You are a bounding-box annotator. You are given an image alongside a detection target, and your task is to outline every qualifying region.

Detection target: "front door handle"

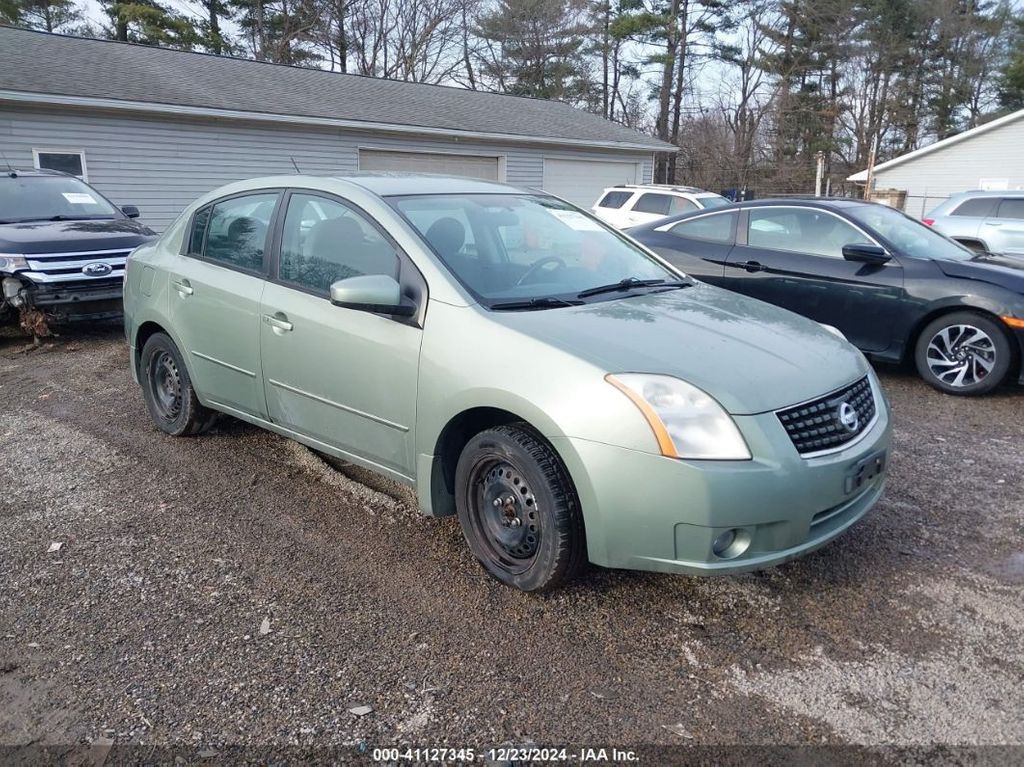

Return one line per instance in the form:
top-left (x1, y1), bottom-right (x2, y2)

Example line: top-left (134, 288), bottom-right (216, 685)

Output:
top-left (983, 221), bottom-right (1003, 227)
top-left (736, 260), bottom-right (764, 273)
top-left (263, 314), bottom-right (293, 333)
top-left (172, 279), bottom-right (193, 296)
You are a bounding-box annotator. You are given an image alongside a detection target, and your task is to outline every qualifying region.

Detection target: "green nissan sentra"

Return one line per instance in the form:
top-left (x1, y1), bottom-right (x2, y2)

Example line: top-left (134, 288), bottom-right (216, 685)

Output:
top-left (124, 174), bottom-right (891, 592)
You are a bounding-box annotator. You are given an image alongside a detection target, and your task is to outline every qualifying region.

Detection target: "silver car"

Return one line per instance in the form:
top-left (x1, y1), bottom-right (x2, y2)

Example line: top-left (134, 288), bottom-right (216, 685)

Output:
top-left (926, 190), bottom-right (1024, 257)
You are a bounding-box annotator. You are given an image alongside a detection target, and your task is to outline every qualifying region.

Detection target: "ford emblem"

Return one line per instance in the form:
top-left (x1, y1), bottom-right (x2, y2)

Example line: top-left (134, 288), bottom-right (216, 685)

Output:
top-left (82, 262), bottom-right (113, 277)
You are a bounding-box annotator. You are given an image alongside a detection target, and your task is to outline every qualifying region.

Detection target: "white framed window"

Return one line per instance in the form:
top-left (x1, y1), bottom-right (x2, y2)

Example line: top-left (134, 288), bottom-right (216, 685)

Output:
top-left (32, 149), bottom-right (88, 181)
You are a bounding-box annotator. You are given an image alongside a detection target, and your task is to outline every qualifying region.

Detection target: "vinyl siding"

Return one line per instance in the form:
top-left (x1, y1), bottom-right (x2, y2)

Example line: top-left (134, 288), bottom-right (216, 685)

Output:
top-left (871, 116), bottom-right (1024, 217)
top-left (0, 105), bottom-right (656, 231)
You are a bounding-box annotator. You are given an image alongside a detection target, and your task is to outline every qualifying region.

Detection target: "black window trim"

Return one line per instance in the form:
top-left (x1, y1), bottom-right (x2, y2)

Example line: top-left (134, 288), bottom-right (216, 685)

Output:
top-left (179, 188), bottom-right (285, 279)
top-left (267, 188), bottom-right (429, 327)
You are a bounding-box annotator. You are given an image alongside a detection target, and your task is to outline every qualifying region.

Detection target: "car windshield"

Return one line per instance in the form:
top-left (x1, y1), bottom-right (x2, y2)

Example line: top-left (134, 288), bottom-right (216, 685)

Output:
top-left (847, 204), bottom-right (974, 261)
top-left (0, 175), bottom-right (119, 224)
top-left (389, 193), bottom-right (679, 306)
top-left (697, 195), bottom-right (730, 209)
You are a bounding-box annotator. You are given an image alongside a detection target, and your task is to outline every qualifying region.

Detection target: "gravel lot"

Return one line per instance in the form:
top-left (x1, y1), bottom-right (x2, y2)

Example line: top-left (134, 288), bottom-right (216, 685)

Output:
top-left (1, 325), bottom-right (1022, 757)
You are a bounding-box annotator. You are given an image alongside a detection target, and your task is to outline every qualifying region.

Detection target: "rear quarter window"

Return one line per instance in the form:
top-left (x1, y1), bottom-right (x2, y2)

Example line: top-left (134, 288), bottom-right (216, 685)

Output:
top-left (669, 211), bottom-right (737, 244)
top-left (597, 191), bottom-right (632, 209)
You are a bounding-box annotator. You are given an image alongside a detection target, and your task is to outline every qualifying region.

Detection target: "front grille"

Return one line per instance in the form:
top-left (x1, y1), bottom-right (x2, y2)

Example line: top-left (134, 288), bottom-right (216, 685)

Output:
top-left (777, 376), bottom-right (876, 456)
top-left (24, 248), bottom-right (131, 283)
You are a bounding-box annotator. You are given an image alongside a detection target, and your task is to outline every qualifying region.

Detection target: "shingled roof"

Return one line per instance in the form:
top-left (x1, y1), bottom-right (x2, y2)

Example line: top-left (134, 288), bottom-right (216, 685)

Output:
top-left (0, 26), bottom-right (670, 152)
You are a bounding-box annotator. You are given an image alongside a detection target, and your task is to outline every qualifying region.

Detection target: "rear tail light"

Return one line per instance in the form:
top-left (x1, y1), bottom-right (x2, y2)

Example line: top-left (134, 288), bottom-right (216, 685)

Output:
top-left (922, 218), bottom-right (935, 226)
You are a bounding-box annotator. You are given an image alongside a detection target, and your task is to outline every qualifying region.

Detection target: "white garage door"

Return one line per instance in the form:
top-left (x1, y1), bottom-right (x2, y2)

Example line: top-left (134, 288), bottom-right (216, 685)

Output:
top-left (359, 149), bottom-right (500, 180)
top-left (542, 158), bottom-right (641, 207)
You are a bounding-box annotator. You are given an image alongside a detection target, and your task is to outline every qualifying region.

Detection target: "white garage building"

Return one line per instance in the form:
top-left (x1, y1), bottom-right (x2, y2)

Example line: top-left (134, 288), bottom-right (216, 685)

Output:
top-left (848, 108), bottom-right (1024, 217)
top-left (0, 27), bottom-right (669, 231)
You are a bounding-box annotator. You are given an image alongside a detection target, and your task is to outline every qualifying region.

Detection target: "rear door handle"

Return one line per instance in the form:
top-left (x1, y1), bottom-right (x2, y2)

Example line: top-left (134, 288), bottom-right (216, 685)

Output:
top-left (983, 221), bottom-right (1003, 227)
top-left (172, 279), bottom-right (193, 296)
top-left (263, 314), bottom-right (293, 333)
top-left (736, 260), bottom-right (764, 273)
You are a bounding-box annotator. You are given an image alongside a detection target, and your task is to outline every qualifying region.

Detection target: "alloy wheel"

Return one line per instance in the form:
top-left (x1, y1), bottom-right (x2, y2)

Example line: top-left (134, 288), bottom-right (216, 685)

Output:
top-left (925, 324), bottom-right (997, 388)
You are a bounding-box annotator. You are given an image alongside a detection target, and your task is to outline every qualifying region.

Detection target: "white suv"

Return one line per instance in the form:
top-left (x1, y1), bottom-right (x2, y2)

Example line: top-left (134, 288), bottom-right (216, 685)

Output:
top-left (591, 184), bottom-right (731, 229)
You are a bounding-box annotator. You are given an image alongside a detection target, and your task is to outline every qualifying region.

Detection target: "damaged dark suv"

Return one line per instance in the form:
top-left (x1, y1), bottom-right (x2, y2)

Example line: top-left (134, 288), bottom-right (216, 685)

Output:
top-left (1, 168), bottom-right (155, 330)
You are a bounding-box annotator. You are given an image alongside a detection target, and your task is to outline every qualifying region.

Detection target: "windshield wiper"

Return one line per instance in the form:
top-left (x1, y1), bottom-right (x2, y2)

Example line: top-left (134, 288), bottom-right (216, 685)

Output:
top-left (577, 277), bottom-right (690, 299)
top-left (490, 296), bottom-right (584, 311)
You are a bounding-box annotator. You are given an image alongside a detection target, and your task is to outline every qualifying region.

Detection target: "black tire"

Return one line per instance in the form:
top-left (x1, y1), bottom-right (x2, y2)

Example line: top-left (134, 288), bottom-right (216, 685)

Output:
top-left (454, 423), bottom-right (586, 592)
top-left (914, 311), bottom-right (1014, 395)
top-left (139, 332), bottom-right (216, 436)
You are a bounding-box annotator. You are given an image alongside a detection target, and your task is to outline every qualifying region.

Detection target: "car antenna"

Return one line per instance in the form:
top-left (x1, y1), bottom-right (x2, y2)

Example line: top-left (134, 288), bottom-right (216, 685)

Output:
top-left (290, 157), bottom-right (302, 174)
top-left (0, 149), bottom-right (15, 177)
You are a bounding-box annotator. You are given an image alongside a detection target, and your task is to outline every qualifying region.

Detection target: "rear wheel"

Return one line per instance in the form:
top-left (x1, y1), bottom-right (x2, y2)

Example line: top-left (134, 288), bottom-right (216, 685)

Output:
top-left (455, 424), bottom-right (586, 592)
top-left (914, 312), bottom-right (1013, 395)
top-left (140, 332), bottom-right (216, 435)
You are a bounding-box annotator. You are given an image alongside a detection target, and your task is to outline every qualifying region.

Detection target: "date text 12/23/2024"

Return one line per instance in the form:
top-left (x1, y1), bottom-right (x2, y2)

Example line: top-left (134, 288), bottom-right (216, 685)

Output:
top-left (370, 746), bottom-right (641, 762)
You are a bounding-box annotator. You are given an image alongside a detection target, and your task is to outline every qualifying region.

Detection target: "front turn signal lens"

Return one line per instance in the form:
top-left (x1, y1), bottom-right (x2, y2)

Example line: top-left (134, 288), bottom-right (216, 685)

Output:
top-left (1001, 316), bottom-right (1024, 329)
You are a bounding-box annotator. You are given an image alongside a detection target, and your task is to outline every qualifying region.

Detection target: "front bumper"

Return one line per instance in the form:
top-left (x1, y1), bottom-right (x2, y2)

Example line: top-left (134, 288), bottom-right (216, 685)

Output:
top-left (551, 391), bottom-right (892, 575)
top-left (3, 274), bottom-right (124, 322)
top-left (1012, 327), bottom-right (1024, 385)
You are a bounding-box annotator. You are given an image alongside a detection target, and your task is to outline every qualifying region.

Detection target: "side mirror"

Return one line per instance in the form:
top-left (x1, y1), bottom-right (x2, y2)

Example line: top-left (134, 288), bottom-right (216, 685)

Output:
top-left (330, 274), bottom-right (416, 317)
top-left (842, 243), bottom-right (891, 264)
top-left (121, 205), bottom-right (141, 219)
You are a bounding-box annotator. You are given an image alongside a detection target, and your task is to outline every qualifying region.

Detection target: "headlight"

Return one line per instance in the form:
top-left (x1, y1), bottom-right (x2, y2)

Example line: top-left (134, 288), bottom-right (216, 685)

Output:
top-left (0, 255), bottom-right (28, 272)
top-left (607, 374), bottom-right (751, 460)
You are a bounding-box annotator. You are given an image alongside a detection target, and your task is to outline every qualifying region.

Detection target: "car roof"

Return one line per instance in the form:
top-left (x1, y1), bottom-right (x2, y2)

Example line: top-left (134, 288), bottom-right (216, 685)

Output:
top-left (606, 183), bottom-right (713, 195)
top-left (1, 168), bottom-right (71, 179)
top-left (949, 189), bottom-right (1024, 197)
top-left (626, 196), bottom-right (881, 232)
top-left (332, 172), bottom-right (528, 197)
top-left (739, 197), bottom-right (872, 209)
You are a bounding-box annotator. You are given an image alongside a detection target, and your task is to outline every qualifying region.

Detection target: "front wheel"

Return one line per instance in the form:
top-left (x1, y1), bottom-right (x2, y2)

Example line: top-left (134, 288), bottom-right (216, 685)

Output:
top-left (140, 332), bottom-right (216, 436)
top-left (914, 312), bottom-right (1014, 395)
top-left (455, 424), bottom-right (586, 592)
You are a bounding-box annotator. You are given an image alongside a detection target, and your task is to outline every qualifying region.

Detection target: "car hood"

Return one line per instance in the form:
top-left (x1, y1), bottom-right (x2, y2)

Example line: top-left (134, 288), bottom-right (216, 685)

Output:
top-left (490, 283), bottom-right (869, 415)
top-left (932, 253), bottom-right (1024, 294)
top-left (0, 219), bottom-right (156, 254)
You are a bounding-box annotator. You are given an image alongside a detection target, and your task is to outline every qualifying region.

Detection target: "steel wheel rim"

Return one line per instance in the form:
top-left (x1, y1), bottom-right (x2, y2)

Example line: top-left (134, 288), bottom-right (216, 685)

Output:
top-left (149, 351), bottom-right (183, 421)
top-left (468, 457), bottom-right (540, 573)
top-left (925, 324), bottom-right (996, 388)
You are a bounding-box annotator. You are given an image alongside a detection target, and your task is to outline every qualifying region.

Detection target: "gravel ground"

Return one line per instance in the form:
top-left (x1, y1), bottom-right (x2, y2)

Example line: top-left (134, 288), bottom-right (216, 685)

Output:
top-left (0, 325), bottom-right (1022, 758)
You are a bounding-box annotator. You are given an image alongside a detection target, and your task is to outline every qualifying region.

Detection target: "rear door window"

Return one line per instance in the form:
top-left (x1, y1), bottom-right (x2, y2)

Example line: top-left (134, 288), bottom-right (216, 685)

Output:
top-left (203, 192), bottom-right (280, 273)
top-left (995, 198), bottom-right (1024, 220)
top-left (632, 193), bottom-right (673, 215)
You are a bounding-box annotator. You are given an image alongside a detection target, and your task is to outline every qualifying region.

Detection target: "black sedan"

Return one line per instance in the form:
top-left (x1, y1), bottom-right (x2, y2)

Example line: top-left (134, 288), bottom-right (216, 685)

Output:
top-left (628, 198), bottom-right (1024, 395)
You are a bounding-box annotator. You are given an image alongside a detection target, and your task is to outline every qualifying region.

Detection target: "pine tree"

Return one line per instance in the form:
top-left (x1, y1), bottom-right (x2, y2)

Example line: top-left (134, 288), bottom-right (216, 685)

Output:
top-left (1, 0), bottom-right (82, 32)
top-left (475, 0), bottom-right (592, 101)
top-left (101, 0), bottom-right (202, 48)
